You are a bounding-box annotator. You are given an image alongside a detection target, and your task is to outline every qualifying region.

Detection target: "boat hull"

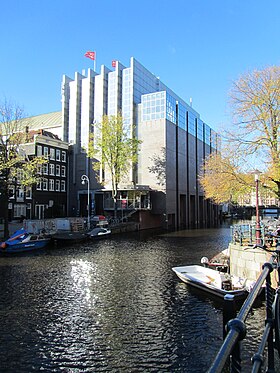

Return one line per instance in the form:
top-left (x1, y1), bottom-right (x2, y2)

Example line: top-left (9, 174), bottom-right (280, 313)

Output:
top-left (172, 265), bottom-right (248, 299)
top-left (1, 239), bottom-right (50, 253)
top-left (51, 232), bottom-right (88, 243)
top-left (87, 227), bottom-right (111, 239)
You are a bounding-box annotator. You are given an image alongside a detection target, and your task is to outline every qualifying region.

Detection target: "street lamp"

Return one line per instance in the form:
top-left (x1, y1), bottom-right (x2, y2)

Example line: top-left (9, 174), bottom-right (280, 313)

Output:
top-left (81, 174), bottom-right (90, 230)
top-left (254, 170), bottom-right (261, 244)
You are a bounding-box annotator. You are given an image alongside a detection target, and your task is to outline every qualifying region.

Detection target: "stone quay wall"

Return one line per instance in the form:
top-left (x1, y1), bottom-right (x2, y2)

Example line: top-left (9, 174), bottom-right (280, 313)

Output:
top-left (229, 243), bottom-right (270, 283)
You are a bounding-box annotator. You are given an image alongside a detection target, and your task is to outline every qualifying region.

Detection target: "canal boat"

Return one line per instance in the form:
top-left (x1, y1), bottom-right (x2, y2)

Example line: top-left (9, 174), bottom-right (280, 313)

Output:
top-left (172, 265), bottom-right (249, 299)
top-left (87, 227), bottom-right (111, 239)
top-left (0, 228), bottom-right (51, 254)
top-left (51, 231), bottom-right (88, 244)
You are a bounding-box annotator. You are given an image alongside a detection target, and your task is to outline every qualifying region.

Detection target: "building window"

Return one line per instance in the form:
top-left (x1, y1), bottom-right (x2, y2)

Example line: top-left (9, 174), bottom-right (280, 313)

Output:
top-left (49, 164), bottom-right (55, 175)
top-left (55, 180), bottom-right (60, 191)
top-left (61, 180), bottom-right (66, 192)
top-left (37, 164), bottom-right (42, 175)
top-left (49, 179), bottom-right (54, 191)
top-left (61, 151), bottom-right (66, 162)
top-left (16, 188), bottom-right (24, 202)
top-left (37, 145), bottom-right (42, 156)
top-left (56, 149), bottom-right (61, 161)
top-left (17, 169), bottom-right (24, 181)
top-left (14, 204), bottom-right (27, 218)
top-left (8, 186), bottom-right (15, 199)
top-left (44, 147), bottom-right (49, 157)
top-left (43, 163), bottom-right (48, 175)
top-left (56, 164), bottom-right (60, 176)
top-left (43, 178), bottom-right (48, 191)
top-left (61, 165), bottom-right (66, 177)
top-left (25, 187), bottom-right (32, 199)
top-left (50, 148), bottom-right (55, 160)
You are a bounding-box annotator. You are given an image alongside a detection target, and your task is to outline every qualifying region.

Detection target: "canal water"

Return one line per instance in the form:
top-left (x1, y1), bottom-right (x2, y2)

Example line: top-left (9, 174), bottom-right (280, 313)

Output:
top-left (0, 225), bottom-right (270, 372)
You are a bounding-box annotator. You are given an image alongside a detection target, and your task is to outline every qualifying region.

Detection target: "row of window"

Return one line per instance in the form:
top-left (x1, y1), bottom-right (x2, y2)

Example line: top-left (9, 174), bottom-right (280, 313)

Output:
top-left (9, 186), bottom-right (32, 199)
top-left (141, 91), bottom-right (219, 149)
top-left (38, 164), bottom-right (66, 177)
top-left (37, 179), bottom-right (66, 192)
top-left (37, 146), bottom-right (67, 162)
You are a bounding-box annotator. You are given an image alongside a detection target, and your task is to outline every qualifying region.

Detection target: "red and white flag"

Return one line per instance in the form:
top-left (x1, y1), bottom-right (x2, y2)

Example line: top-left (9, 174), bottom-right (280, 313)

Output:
top-left (112, 60), bottom-right (117, 68)
top-left (84, 51), bottom-right (96, 60)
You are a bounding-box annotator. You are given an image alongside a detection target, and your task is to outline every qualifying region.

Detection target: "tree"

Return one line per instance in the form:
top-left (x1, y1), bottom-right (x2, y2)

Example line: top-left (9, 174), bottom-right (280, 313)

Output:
top-left (199, 152), bottom-right (253, 204)
top-left (0, 99), bottom-right (46, 238)
top-left (87, 114), bottom-right (142, 217)
top-left (200, 66), bottom-right (280, 203)
top-left (227, 66), bottom-right (280, 198)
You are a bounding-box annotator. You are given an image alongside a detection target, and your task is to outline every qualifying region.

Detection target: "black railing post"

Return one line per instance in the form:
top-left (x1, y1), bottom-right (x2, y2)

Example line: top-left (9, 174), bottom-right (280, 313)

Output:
top-left (223, 295), bottom-right (237, 371)
top-left (226, 319), bottom-right (246, 373)
top-left (223, 294), bottom-right (237, 339)
top-left (264, 262), bottom-right (275, 371)
top-left (208, 260), bottom-right (272, 373)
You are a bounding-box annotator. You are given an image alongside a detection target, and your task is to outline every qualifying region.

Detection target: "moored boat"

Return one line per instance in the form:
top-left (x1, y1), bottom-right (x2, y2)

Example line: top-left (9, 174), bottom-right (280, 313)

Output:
top-left (51, 231), bottom-right (88, 244)
top-left (172, 265), bottom-right (249, 299)
top-left (0, 228), bottom-right (51, 254)
top-left (87, 227), bottom-right (111, 239)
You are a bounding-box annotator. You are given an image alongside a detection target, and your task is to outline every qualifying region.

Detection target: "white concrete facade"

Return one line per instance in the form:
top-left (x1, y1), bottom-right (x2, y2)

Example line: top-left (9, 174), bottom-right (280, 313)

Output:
top-left (61, 57), bottom-right (220, 228)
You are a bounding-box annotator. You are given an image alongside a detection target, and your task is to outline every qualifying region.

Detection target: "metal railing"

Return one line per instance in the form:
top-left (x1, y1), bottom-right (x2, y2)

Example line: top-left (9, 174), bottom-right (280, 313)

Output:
top-left (208, 255), bottom-right (278, 373)
top-left (103, 198), bottom-right (151, 210)
top-left (231, 224), bottom-right (266, 246)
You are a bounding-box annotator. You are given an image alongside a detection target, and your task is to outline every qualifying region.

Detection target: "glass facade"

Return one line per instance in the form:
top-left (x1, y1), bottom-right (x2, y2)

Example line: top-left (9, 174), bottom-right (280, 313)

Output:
top-left (166, 92), bottom-right (176, 124)
top-left (205, 124), bottom-right (211, 146)
top-left (122, 67), bottom-right (132, 126)
top-left (141, 91), bottom-right (165, 122)
top-left (108, 70), bottom-right (117, 115)
top-left (178, 102), bottom-right (187, 130)
top-left (140, 85), bottom-right (219, 150)
top-left (197, 119), bottom-right (204, 142)
top-left (188, 111), bottom-right (196, 136)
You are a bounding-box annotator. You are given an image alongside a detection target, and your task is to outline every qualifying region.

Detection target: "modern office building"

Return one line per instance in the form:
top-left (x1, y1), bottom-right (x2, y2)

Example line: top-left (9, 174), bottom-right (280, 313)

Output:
top-left (60, 57), bottom-right (220, 229)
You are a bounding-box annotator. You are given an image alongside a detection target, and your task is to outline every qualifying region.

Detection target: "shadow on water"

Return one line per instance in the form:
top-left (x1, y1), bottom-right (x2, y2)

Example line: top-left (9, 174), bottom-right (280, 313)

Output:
top-left (0, 224), bottom-right (270, 372)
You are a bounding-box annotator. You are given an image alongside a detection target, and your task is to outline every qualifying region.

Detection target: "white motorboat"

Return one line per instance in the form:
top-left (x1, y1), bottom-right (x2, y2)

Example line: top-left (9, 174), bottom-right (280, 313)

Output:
top-left (172, 265), bottom-right (249, 299)
top-left (87, 227), bottom-right (111, 239)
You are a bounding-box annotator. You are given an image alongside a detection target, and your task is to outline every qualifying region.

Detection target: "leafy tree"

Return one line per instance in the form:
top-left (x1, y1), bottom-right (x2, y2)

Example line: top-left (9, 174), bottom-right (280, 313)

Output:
top-left (200, 66), bottom-right (280, 203)
top-left (0, 99), bottom-right (46, 238)
top-left (87, 114), bottom-right (142, 217)
top-left (227, 66), bottom-right (280, 198)
top-left (199, 152), bottom-right (253, 204)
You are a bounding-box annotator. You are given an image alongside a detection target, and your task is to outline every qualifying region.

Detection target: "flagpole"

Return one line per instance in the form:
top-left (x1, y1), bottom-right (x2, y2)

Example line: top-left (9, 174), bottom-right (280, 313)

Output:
top-left (94, 50), bottom-right (96, 72)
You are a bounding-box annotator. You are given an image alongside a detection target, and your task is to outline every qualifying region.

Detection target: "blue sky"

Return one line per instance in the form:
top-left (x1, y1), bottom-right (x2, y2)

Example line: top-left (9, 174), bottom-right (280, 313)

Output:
top-left (1, 0), bottom-right (280, 132)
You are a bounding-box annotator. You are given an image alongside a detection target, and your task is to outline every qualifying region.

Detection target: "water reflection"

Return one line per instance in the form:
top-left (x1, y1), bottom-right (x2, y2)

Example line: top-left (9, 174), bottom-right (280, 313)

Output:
top-left (0, 226), bottom-right (272, 372)
top-left (70, 259), bottom-right (94, 304)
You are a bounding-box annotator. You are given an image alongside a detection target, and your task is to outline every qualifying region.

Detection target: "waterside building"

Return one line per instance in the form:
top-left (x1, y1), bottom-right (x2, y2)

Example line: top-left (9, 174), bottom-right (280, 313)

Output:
top-left (61, 57), bottom-right (220, 229)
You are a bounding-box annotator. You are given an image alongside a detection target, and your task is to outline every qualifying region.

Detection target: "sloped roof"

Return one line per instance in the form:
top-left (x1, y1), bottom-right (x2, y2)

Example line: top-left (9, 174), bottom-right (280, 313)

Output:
top-left (21, 111), bottom-right (62, 130)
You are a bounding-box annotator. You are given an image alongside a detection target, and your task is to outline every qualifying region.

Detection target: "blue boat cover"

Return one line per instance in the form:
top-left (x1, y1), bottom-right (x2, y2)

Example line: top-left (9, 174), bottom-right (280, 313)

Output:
top-left (5, 228), bottom-right (29, 246)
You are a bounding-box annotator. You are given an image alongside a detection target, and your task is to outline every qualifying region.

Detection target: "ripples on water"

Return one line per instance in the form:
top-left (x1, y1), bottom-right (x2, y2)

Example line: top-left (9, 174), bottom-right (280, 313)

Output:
top-left (0, 226), bottom-right (272, 372)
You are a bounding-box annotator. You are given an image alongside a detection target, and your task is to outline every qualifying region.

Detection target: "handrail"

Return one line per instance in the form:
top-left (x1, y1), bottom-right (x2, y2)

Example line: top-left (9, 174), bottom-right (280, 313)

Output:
top-left (207, 255), bottom-right (275, 373)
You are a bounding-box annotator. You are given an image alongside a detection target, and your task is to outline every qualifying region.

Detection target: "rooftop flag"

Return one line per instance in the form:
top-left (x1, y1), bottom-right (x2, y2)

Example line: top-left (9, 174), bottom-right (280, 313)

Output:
top-left (84, 51), bottom-right (96, 60)
top-left (112, 60), bottom-right (117, 68)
